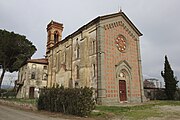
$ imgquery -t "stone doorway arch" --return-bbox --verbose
[116,60,132,102]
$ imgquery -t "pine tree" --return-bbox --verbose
[0,29,36,88]
[161,55,178,100]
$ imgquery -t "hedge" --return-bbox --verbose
[37,86,95,117]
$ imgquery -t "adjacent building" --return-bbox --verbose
[16,58,48,99]
[45,11,144,105]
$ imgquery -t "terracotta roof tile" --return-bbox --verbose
[27,58,48,64]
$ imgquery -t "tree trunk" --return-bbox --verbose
[0,69,6,89]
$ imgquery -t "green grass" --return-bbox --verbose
[91,101,180,120]
[153,100,180,106]
[1,98,37,105]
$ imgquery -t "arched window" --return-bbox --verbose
[75,38,80,59]
[92,64,96,77]
[77,46,80,58]
[54,31,59,44]
[64,51,66,64]
[92,40,96,54]
[76,65,80,79]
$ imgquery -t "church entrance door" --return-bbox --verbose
[119,80,127,101]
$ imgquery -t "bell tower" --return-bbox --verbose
[46,20,63,53]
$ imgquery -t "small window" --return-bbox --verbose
[75,81,79,88]
[43,66,47,70]
[31,72,36,79]
[43,73,48,80]
[25,65,27,69]
[32,64,36,69]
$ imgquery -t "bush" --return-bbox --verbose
[174,89,180,100]
[37,86,95,117]
[0,89,16,98]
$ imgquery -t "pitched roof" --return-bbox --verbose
[27,58,48,65]
[48,11,143,51]
[63,11,142,41]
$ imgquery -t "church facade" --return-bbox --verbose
[46,11,144,105]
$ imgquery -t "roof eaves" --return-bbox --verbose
[99,12,142,36]
[51,11,142,49]
[121,12,143,36]
[63,16,100,41]
[27,58,48,65]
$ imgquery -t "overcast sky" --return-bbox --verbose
[0,0,180,86]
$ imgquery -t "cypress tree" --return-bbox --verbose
[161,55,178,100]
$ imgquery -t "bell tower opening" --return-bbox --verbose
[54,31,59,44]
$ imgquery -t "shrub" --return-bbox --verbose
[0,89,16,98]
[37,86,95,117]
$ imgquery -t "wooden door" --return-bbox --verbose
[29,87,34,99]
[119,80,127,101]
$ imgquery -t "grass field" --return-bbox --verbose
[91,101,180,120]
[0,98,37,105]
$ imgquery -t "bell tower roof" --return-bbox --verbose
[47,20,63,31]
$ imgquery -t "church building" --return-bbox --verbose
[46,11,144,105]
